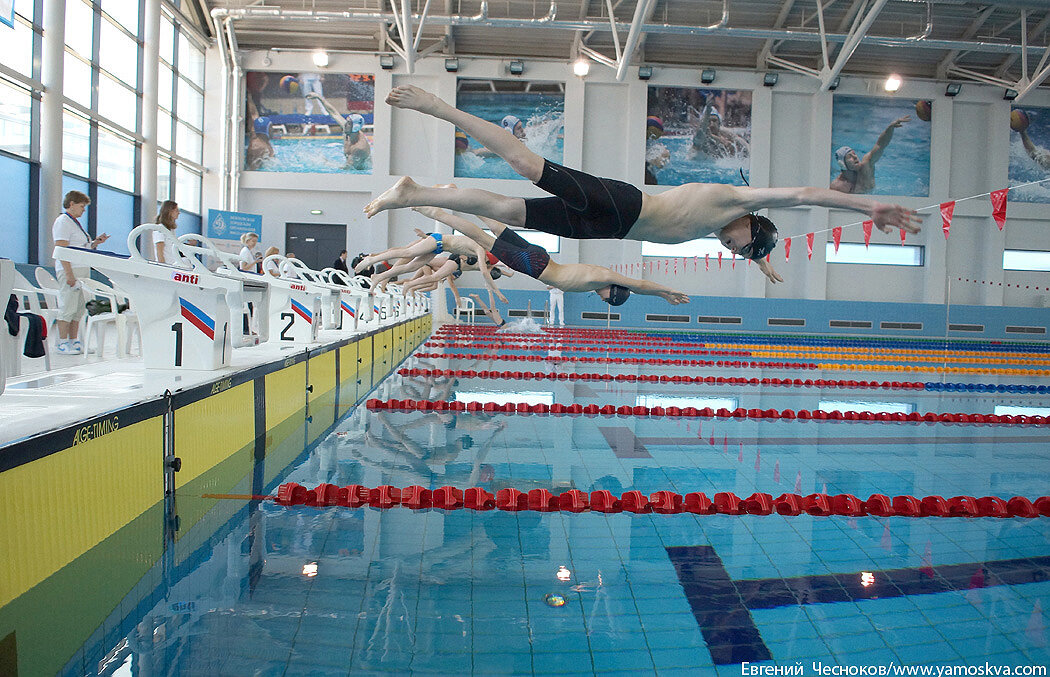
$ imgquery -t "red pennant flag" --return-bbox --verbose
[832,226,842,253]
[900,228,907,244]
[940,201,955,240]
[693,257,697,272]
[705,253,709,270]
[784,237,791,261]
[990,188,1008,231]
[731,253,736,270]
[806,233,814,260]
[718,251,723,269]
[674,258,678,275]
[664,259,669,274]
[863,220,873,247]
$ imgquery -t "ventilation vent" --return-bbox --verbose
[582,312,620,321]
[508,309,548,318]
[768,318,805,327]
[829,320,873,328]
[881,321,923,330]
[949,323,984,332]
[646,314,690,323]
[1005,325,1046,334]
[697,315,742,324]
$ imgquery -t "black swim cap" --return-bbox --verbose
[489,267,502,280]
[743,214,778,260]
[605,284,631,306]
[466,255,478,266]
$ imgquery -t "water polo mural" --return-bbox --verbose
[829,95,932,197]
[1009,106,1050,203]
[244,71,375,174]
[644,87,752,187]
[454,79,565,180]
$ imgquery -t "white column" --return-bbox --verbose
[38,0,66,264]
[140,0,162,229]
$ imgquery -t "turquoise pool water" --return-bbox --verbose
[62,329,1050,675]
[252,136,374,174]
[454,92,565,180]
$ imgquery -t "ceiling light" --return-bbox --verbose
[763,72,779,87]
[445,58,459,72]
[573,58,590,77]
[637,65,653,81]
[884,74,902,92]
[379,54,394,70]
[509,60,524,75]
[827,76,840,91]
[312,51,329,68]
[1004,88,1018,101]
[310,209,323,215]
[700,68,716,84]
[944,82,961,97]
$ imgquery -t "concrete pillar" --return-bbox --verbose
[38,0,67,264]
[140,0,162,230]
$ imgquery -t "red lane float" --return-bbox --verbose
[365,397,1048,426]
[412,352,819,370]
[275,483,1050,520]
[398,367,925,391]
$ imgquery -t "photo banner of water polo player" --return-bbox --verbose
[644,87,752,187]
[244,71,375,174]
[829,95,932,197]
[454,79,565,180]
[1008,106,1050,203]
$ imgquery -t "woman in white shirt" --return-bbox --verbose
[52,190,109,355]
[239,232,262,273]
[150,201,186,266]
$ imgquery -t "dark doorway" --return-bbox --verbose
[285,223,347,272]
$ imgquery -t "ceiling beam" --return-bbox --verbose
[936,5,996,80]
[821,0,889,90]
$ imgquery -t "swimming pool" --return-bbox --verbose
[648,136,751,186]
[455,92,565,180]
[58,327,1050,675]
[252,136,374,174]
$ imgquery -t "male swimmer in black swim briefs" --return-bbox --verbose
[412,206,689,307]
[365,86,924,285]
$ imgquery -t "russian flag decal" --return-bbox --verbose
[290,298,313,323]
[341,300,356,317]
[180,298,215,340]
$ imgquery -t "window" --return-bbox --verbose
[157,154,171,199]
[826,242,924,266]
[63,52,93,108]
[1003,250,1050,272]
[635,395,738,411]
[818,400,915,414]
[0,79,32,158]
[97,74,137,131]
[62,110,91,177]
[65,0,94,60]
[95,184,135,256]
[97,125,136,192]
[0,11,34,76]
[176,122,202,164]
[174,164,201,214]
[99,18,138,86]
[642,236,726,259]
[455,391,554,406]
[101,0,138,34]
[994,405,1050,417]
[0,154,31,262]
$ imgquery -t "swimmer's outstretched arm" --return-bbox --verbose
[572,266,689,304]
[756,258,784,285]
[305,93,347,131]
[413,206,498,250]
[355,237,434,272]
[866,115,909,165]
[730,186,922,234]
[1021,131,1050,170]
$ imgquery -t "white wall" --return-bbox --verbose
[232,50,1050,306]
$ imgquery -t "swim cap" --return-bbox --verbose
[455,130,469,150]
[253,116,272,137]
[489,267,502,280]
[707,108,722,123]
[605,284,631,306]
[835,146,854,170]
[347,113,364,133]
[501,115,522,133]
[466,255,478,266]
[742,214,778,261]
[646,116,664,138]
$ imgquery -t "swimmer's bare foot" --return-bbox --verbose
[385,85,444,116]
[365,176,419,217]
[354,256,377,273]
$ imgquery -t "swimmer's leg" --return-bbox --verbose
[386,85,544,181]
[365,176,526,225]
[370,254,433,285]
[356,238,435,272]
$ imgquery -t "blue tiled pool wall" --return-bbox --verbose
[454,287,1050,343]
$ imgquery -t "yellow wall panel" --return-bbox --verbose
[308,350,337,406]
[174,382,255,485]
[338,341,359,414]
[356,336,373,402]
[266,361,307,428]
[0,417,163,608]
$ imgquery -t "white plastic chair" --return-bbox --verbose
[79,278,140,359]
[12,269,61,352]
[454,296,475,324]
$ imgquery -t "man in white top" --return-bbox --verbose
[52,190,109,354]
[547,286,564,326]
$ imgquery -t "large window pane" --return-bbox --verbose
[98,74,137,132]
[826,242,924,266]
[101,0,138,35]
[176,122,202,163]
[64,0,94,59]
[177,211,202,238]
[178,38,205,84]
[159,15,175,65]
[63,51,93,108]
[95,184,134,255]
[99,18,138,86]
[0,16,33,76]
[158,63,173,110]
[0,79,32,158]
[1003,250,1050,271]
[62,111,91,177]
[174,164,200,214]
[643,236,725,259]
[97,126,136,192]
[157,108,172,149]
[177,78,203,128]
[0,154,30,262]
[157,155,171,200]
[14,0,35,21]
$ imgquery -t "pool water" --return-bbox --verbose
[830,97,933,197]
[455,92,565,180]
[647,136,751,186]
[253,136,374,174]
[63,328,1050,675]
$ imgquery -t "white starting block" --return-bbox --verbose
[56,228,235,370]
[269,256,369,332]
